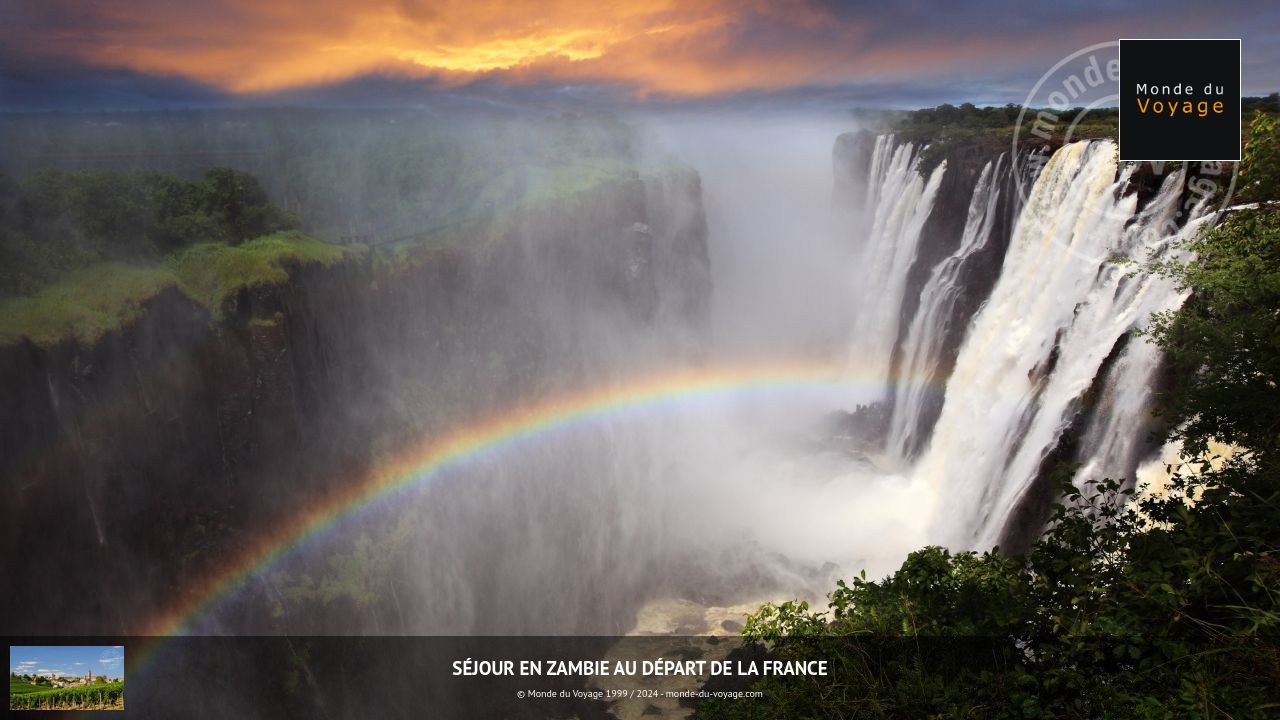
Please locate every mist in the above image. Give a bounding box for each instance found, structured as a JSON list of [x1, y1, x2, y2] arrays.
[[3, 107, 945, 639], [292, 110, 938, 634], [3, 105, 1183, 644], [230, 110, 937, 634], [641, 113, 859, 361]]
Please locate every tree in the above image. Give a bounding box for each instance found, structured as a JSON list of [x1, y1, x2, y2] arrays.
[[199, 166, 294, 244], [1237, 112, 1280, 203], [1, 166, 299, 296], [1147, 113, 1280, 462]]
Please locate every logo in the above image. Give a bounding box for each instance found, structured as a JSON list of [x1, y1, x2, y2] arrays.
[[1012, 41, 1238, 245], [1119, 39, 1241, 162]]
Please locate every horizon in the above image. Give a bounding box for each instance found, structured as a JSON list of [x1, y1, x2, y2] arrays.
[[0, 96, 1274, 117]]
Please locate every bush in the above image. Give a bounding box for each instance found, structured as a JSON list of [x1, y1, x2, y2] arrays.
[[8, 681, 124, 710], [0, 166, 296, 296]]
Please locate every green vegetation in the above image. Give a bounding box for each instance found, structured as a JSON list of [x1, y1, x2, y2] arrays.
[[876, 95, 1278, 172], [0, 229, 357, 346], [703, 113, 1280, 719], [9, 681, 47, 694], [881, 102, 1118, 171], [166, 230, 353, 318], [0, 154, 377, 344], [0, 165, 296, 297], [1146, 115, 1280, 463], [0, 109, 644, 249], [0, 162, 366, 345], [0, 111, 648, 346], [0, 262, 176, 346], [9, 681, 124, 710], [0, 163, 325, 345]]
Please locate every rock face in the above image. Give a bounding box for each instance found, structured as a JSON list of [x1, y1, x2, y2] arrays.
[[835, 130, 1191, 553], [0, 170, 711, 635], [890, 144, 1024, 457], [832, 129, 876, 215], [833, 131, 1023, 456]]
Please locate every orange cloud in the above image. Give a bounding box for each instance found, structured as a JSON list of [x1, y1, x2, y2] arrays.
[[11, 0, 1141, 100], [16, 0, 873, 96]]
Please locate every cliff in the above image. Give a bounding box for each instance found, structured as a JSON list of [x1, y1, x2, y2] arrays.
[[833, 130, 1021, 457], [0, 168, 711, 634]]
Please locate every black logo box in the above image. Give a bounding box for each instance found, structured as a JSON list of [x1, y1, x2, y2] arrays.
[[1119, 39, 1241, 162]]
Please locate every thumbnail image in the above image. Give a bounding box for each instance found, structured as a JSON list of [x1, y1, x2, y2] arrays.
[[9, 646, 124, 711]]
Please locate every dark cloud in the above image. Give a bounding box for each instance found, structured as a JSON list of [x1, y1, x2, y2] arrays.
[[0, 54, 230, 112], [0, 0, 1276, 112]]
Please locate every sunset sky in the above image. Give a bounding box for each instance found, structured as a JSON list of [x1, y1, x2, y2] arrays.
[[1, 0, 1278, 110]]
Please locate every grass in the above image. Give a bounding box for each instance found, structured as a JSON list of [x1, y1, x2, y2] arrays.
[[513, 158, 637, 207], [0, 155, 640, 347], [167, 230, 356, 318], [0, 231, 358, 347], [373, 160, 648, 274], [0, 263, 177, 347]]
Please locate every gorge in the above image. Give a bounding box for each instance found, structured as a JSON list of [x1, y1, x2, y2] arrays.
[[0, 111, 1198, 642]]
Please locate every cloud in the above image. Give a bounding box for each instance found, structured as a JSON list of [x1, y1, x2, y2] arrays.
[[0, 0, 864, 97], [1, 0, 1277, 108], [0, 51, 230, 111], [97, 648, 123, 666]]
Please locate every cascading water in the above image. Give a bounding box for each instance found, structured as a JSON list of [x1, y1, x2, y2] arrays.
[[886, 155, 1005, 462], [909, 140, 1198, 548], [848, 135, 946, 388], [1072, 206, 1208, 486]]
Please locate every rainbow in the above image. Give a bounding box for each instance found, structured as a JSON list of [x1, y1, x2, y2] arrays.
[[138, 359, 871, 638], [126, 356, 958, 675], [132, 358, 890, 638]]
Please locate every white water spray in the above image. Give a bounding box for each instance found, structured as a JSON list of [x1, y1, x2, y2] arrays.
[[848, 135, 945, 389], [886, 155, 1005, 461], [912, 140, 1198, 548]]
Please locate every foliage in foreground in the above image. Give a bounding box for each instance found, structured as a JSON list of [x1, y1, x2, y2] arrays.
[[1145, 113, 1280, 463], [703, 466, 1279, 719], [9, 681, 124, 710], [701, 113, 1280, 720]]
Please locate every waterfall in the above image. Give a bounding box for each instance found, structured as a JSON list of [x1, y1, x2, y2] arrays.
[[886, 155, 1005, 461], [848, 135, 946, 390], [1073, 209, 1204, 485], [911, 140, 1198, 549]]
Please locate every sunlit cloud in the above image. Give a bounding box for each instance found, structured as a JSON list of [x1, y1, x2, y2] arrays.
[[1, 0, 872, 96], [2, 0, 1277, 106]]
